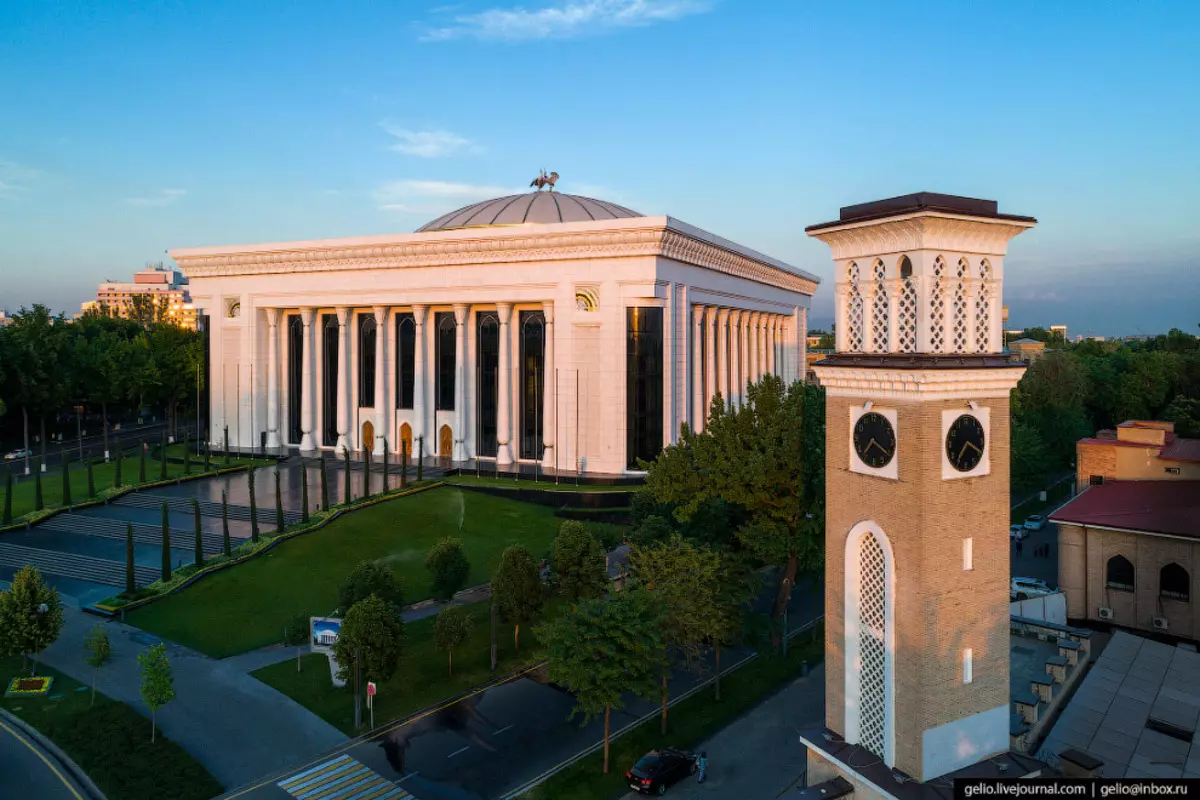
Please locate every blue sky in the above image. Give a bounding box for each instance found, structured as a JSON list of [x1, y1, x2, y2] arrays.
[[2, 0, 1198, 336]]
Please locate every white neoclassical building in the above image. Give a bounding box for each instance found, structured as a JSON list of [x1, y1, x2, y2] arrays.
[[170, 189, 818, 476]]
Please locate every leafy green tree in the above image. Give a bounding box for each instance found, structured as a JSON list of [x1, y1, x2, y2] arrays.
[[275, 470, 284, 531], [552, 521, 608, 601], [248, 467, 260, 542], [1164, 396, 1200, 438], [301, 460, 310, 522], [491, 545, 542, 650], [160, 501, 172, 581], [332, 595, 406, 685], [628, 533, 721, 732], [645, 376, 824, 626], [537, 589, 666, 774], [137, 643, 175, 743], [319, 454, 329, 510], [4, 306, 70, 467], [629, 514, 672, 548], [221, 490, 231, 557], [2, 468, 12, 525], [710, 551, 759, 700], [125, 523, 136, 593], [1011, 420, 1051, 493], [0, 565, 65, 674], [426, 538, 470, 600], [434, 605, 471, 675], [84, 625, 111, 707], [1115, 351, 1174, 422], [338, 561, 404, 612], [192, 498, 204, 567], [283, 613, 309, 672]]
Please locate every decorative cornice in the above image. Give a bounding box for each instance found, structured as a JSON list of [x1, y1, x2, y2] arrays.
[[171, 225, 818, 296], [807, 214, 1034, 261], [812, 363, 1026, 401]]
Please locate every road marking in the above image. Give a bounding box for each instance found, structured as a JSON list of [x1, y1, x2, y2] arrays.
[[447, 745, 471, 759], [492, 725, 514, 736], [395, 772, 419, 784], [0, 716, 84, 800], [276, 753, 408, 800]]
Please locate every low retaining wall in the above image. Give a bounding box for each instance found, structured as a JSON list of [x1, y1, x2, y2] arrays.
[[451, 482, 633, 509]]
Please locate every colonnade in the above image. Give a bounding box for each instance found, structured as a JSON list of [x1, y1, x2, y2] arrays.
[[689, 304, 791, 432]]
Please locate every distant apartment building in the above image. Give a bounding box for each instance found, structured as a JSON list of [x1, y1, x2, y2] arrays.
[[1008, 337, 1046, 363], [0, 310, 11, 327], [1054, 421, 1200, 639], [86, 265, 196, 329], [1050, 324, 1067, 341]]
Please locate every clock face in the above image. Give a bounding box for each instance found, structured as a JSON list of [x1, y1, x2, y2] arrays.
[[853, 412, 896, 469], [945, 414, 986, 472]]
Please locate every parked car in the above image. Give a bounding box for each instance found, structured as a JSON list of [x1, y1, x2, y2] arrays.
[[3, 448, 32, 461], [626, 748, 696, 795], [1011, 577, 1055, 601], [1009, 524, 1028, 542], [1023, 515, 1047, 531]]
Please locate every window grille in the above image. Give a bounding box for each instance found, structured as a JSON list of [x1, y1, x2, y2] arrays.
[[858, 532, 888, 759]]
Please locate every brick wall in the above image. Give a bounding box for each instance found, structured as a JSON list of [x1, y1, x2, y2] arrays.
[[825, 391, 1011, 781], [1076, 441, 1117, 486]]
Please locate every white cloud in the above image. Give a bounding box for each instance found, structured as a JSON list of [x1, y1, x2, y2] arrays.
[[0, 161, 40, 199], [375, 179, 526, 213], [422, 0, 713, 42], [125, 188, 187, 207], [381, 124, 478, 158]]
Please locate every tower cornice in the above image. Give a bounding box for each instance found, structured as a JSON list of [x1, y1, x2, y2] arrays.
[[807, 213, 1034, 262], [812, 361, 1026, 401]]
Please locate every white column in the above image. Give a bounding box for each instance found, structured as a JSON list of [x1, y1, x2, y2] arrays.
[[799, 307, 808, 383], [728, 311, 741, 408], [738, 312, 749, 407], [757, 313, 767, 379], [265, 308, 281, 451], [496, 302, 513, 465], [916, 271, 933, 353], [541, 302, 556, 469], [691, 305, 705, 432], [373, 305, 388, 456], [704, 307, 717, 415], [886, 280, 901, 353], [791, 306, 803, 383], [963, 280, 978, 354], [835, 284, 849, 352], [767, 316, 777, 375], [861, 280, 878, 353], [299, 308, 317, 453], [412, 304, 428, 456], [453, 303, 469, 462], [988, 282, 1002, 353], [335, 307, 350, 454], [717, 308, 730, 409]]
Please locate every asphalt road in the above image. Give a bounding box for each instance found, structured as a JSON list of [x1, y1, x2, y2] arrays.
[[0, 712, 91, 800], [3, 419, 197, 471], [221, 576, 821, 800]]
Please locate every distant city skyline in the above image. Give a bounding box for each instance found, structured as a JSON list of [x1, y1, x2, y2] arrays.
[[2, 1, 1197, 336]]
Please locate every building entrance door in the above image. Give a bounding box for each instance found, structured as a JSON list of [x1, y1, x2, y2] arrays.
[[361, 421, 375, 454], [400, 423, 412, 459], [439, 424, 452, 463]]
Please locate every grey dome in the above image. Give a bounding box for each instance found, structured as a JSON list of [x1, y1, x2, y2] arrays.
[[416, 192, 642, 232]]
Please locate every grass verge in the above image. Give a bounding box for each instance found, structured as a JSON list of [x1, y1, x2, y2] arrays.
[[252, 598, 563, 735], [446, 474, 637, 493], [0, 655, 223, 800], [523, 625, 824, 800]]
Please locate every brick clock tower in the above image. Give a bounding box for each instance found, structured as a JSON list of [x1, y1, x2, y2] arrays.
[[799, 194, 1041, 796]]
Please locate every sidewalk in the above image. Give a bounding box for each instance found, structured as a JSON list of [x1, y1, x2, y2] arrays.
[[620, 663, 826, 800]]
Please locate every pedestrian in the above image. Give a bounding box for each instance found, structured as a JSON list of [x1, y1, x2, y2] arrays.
[[696, 751, 707, 783]]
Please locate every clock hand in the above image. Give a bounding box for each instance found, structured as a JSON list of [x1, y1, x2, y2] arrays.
[[867, 439, 889, 456], [964, 441, 983, 455]]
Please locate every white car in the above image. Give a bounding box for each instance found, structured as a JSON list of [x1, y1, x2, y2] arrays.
[[3, 448, 32, 461], [1011, 577, 1055, 601], [1009, 524, 1028, 542], [1023, 515, 1047, 531]]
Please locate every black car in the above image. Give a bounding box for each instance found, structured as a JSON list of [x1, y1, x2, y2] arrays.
[[626, 748, 695, 795]]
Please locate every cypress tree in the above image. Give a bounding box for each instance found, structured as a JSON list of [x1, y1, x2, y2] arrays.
[[114, 442, 123, 488], [193, 498, 204, 567], [61, 450, 72, 506], [319, 454, 329, 511], [400, 439, 407, 489], [139, 442, 147, 484], [382, 438, 389, 496], [275, 470, 284, 532], [160, 501, 172, 582], [221, 490, 231, 557], [248, 467, 260, 542], [343, 447, 351, 506], [301, 460, 310, 523], [3, 468, 13, 525], [159, 431, 168, 480], [86, 458, 95, 498], [417, 436, 424, 481], [125, 522, 136, 594], [183, 433, 191, 475], [34, 459, 44, 511], [223, 426, 230, 465], [363, 447, 372, 500]]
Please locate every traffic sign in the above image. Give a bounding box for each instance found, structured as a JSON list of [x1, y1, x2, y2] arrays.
[[366, 681, 376, 697]]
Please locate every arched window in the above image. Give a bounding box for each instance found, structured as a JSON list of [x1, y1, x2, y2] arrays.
[[519, 311, 546, 460], [1161, 563, 1190, 601], [1107, 555, 1135, 592], [898, 257, 916, 354], [899, 255, 913, 278], [288, 316, 304, 444], [930, 257, 946, 353], [476, 312, 499, 458], [952, 258, 969, 353], [322, 314, 339, 446], [435, 313, 457, 411], [847, 262, 863, 352], [358, 315, 377, 408], [974, 259, 992, 353], [845, 523, 894, 766], [395, 314, 415, 409], [871, 260, 888, 352]]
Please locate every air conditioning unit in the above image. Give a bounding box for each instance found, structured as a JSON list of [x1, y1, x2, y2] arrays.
[[1098, 607, 1114, 620], [1153, 617, 1169, 631]]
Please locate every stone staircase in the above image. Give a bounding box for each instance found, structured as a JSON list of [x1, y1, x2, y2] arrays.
[[114, 493, 301, 525], [0, 541, 159, 588], [38, 513, 230, 557]]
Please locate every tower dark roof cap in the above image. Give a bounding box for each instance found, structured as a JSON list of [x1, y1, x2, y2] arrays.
[[806, 192, 1036, 232]]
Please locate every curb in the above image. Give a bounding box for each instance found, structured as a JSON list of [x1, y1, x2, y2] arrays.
[[0, 708, 107, 800]]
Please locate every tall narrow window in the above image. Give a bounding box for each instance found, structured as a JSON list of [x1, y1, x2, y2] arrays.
[[627, 306, 664, 469], [288, 316, 304, 444], [975, 259, 992, 353], [1161, 563, 1189, 601], [1106, 555, 1135, 592], [395, 313, 414, 409], [871, 260, 888, 352], [963, 649, 974, 684], [963, 538, 973, 571], [322, 314, 339, 446], [476, 312, 499, 458], [952, 258, 969, 353], [930, 256, 946, 353], [435, 312, 456, 411], [897, 256, 916, 354], [847, 262, 863, 352], [358, 314, 376, 408], [519, 311, 545, 460], [852, 528, 890, 761]]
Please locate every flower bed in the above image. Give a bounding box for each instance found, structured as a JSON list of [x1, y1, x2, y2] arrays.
[[6, 676, 53, 697]]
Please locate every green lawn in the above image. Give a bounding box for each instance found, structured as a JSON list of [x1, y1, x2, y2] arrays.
[[127, 486, 566, 657], [253, 598, 561, 735], [0, 655, 223, 800], [524, 628, 824, 800], [447, 474, 638, 493]]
